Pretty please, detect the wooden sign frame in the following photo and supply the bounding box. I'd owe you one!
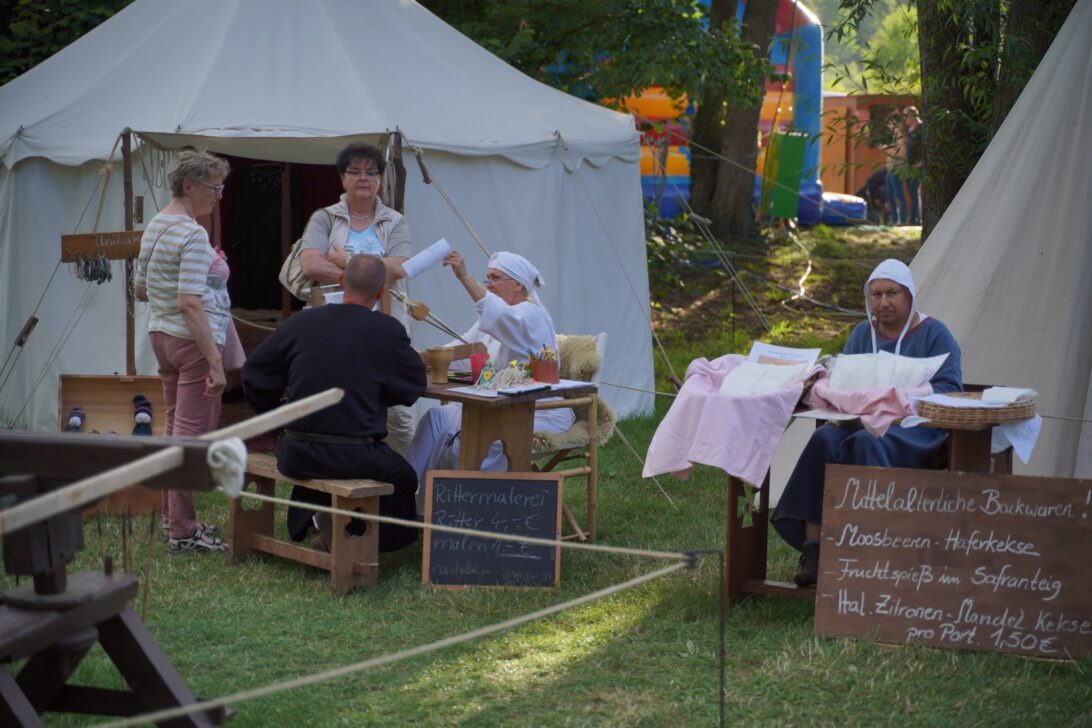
[61,230,144,262]
[815,465,1092,659]
[422,470,563,590]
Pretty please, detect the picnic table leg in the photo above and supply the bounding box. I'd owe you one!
[330,494,380,594]
[230,475,274,564]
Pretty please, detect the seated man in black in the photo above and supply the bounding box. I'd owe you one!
[242,254,426,552]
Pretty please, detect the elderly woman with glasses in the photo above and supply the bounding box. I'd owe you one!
[135,149,231,554]
[297,142,416,454]
[405,249,574,513]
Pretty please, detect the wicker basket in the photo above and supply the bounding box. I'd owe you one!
[918,391,1036,426]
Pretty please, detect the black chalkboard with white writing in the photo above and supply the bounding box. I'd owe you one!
[422,470,562,589]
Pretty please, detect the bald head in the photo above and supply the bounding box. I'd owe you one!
[343,254,387,301]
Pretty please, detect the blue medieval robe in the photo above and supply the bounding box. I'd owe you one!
[772,317,962,551]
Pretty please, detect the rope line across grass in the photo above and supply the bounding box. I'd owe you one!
[101,560,692,728]
[237,490,686,561]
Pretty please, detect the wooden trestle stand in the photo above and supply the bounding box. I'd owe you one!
[0,431,231,727]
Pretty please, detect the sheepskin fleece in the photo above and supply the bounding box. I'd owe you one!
[532,334,616,452]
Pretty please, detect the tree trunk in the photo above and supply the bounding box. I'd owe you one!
[690,0,737,214]
[709,0,778,241]
[916,1,982,240]
[991,0,1074,135]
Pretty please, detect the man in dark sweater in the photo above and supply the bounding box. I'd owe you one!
[242,254,426,551]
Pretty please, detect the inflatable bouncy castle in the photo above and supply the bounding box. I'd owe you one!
[624,0,866,225]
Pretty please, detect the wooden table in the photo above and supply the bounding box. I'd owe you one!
[423,382,596,472]
[724,419,1013,602]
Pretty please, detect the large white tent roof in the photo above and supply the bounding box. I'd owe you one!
[0,0,652,430]
[0,0,638,168]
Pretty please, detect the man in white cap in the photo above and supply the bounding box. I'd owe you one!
[772,258,963,587]
[405,249,574,513]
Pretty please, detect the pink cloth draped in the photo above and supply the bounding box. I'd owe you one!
[643,355,820,487]
[806,379,932,437]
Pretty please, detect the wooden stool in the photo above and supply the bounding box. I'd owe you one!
[230,454,393,594]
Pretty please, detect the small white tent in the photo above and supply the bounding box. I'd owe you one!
[0,0,653,429]
[911,0,1092,478]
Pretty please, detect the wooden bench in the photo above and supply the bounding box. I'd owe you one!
[230,453,393,594]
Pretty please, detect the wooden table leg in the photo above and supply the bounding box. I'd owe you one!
[724,475,768,602]
[459,401,535,472]
[948,429,992,473]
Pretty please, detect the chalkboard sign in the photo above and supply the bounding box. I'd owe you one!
[815,465,1092,658]
[422,470,563,589]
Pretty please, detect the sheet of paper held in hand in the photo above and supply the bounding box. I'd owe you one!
[401,238,452,279]
[748,341,821,367]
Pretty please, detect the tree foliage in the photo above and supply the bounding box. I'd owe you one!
[0,0,132,84]
[829,0,1075,238]
[420,0,765,108]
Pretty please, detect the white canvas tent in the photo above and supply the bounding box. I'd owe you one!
[0,0,653,430]
[770,0,1092,497]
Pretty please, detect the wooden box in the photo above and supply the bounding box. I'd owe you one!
[58,375,165,517]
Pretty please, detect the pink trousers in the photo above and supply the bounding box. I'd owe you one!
[150,331,223,538]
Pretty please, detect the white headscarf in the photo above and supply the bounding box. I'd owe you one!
[864,258,918,355]
[488,251,545,305]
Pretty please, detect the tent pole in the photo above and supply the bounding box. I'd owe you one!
[122,129,135,376]
[280,162,293,321]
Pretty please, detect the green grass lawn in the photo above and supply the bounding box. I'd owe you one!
[4,226,1091,726]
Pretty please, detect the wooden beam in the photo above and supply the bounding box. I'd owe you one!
[0,389,344,536]
[122,129,135,376]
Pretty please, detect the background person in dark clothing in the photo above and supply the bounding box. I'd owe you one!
[903,106,923,225]
[242,254,426,552]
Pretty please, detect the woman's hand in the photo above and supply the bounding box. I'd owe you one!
[444,250,486,303]
[328,243,352,269]
[443,250,469,279]
[134,284,148,302]
[205,359,226,397]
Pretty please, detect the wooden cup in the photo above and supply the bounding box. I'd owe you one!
[425,347,454,385]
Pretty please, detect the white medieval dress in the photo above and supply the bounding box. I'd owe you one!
[406,290,574,513]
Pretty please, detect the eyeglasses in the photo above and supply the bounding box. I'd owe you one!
[197,181,225,194]
[484,274,515,285]
[345,168,381,179]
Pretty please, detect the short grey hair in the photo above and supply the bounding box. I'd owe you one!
[168,150,230,198]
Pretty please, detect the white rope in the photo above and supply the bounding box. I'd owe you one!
[242,491,685,562]
[553,132,683,385]
[401,134,492,259]
[100,560,690,728]
[206,437,247,497]
[231,313,279,332]
[601,380,677,398]
[610,425,677,510]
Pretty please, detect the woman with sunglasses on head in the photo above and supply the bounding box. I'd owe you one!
[135,149,231,554]
[405,249,574,514]
[298,142,415,454]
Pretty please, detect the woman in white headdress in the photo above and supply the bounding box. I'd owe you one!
[772,259,963,587]
[405,249,574,512]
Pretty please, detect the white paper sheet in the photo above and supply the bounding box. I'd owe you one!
[981,386,1038,404]
[747,342,820,367]
[401,238,451,279]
